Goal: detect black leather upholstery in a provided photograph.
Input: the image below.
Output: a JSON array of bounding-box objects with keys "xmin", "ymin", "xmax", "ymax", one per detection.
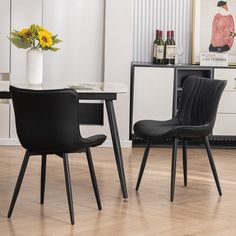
[
  {"xmin": 8, "ymin": 86, "xmax": 106, "ymax": 225},
  {"xmin": 134, "ymin": 76, "xmax": 226, "ymax": 201},
  {"xmin": 134, "ymin": 76, "xmax": 227, "ymax": 140},
  {"xmin": 10, "ymin": 86, "xmax": 106, "ymax": 154}
]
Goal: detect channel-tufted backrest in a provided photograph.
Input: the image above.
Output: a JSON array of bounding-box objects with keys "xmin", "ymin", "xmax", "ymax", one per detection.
[{"xmin": 177, "ymin": 76, "xmax": 226, "ymax": 130}]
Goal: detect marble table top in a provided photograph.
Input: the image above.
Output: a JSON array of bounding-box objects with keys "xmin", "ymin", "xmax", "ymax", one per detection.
[{"xmin": 0, "ymin": 82, "xmax": 128, "ymax": 94}]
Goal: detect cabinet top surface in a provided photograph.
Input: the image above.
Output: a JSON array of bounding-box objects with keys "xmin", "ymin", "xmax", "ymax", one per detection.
[{"xmin": 132, "ymin": 62, "xmax": 236, "ymax": 69}]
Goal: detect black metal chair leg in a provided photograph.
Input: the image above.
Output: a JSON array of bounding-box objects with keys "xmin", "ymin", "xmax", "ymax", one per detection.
[
  {"xmin": 86, "ymin": 148, "xmax": 102, "ymax": 210},
  {"xmin": 62, "ymin": 153, "xmax": 75, "ymax": 225},
  {"xmin": 170, "ymin": 139, "xmax": 178, "ymax": 202},
  {"xmin": 182, "ymin": 139, "xmax": 187, "ymax": 186},
  {"xmin": 8, "ymin": 150, "xmax": 31, "ymax": 218},
  {"xmin": 40, "ymin": 154, "xmax": 47, "ymax": 204},
  {"xmin": 204, "ymin": 136, "xmax": 222, "ymax": 196},
  {"xmin": 135, "ymin": 141, "xmax": 151, "ymax": 191}
]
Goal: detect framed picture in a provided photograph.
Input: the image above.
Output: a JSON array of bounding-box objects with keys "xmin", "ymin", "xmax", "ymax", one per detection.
[{"xmin": 192, "ymin": 0, "xmax": 236, "ymax": 65}]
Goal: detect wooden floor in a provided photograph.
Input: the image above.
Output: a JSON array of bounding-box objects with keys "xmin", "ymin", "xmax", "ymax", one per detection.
[{"xmin": 0, "ymin": 146, "xmax": 236, "ymax": 236}]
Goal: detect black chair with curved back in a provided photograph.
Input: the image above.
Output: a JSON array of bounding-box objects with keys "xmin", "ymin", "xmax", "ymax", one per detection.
[
  {"xmin": 8, "ymin": 86, "xmax": 106, "ymax": 225},
  {"xmin": 134, "ymin": 76, "xmax": 226, "ymax": 201}
]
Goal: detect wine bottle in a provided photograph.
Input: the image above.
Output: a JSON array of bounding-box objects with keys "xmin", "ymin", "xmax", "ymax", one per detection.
[
  {"xmin": 170, "ymin": 30, "xmax": 176, "ymax": 64},
  {"xmin": 152, "ymin": 30, "xmax": 159, "ymax": 64},
  {"xmin": 164, "ymin": 31, "xmax": 171, "ymax": 65},
  {"xmin": 165, "ymin": 31, "xmax": 175, "ymax": 65},
  {"xmin": 156, "ymin": 31, "xmax": 164, "ymax": 64}
]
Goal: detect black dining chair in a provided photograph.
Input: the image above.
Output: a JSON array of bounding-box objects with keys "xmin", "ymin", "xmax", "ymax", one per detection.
[
  {"xmin": 134, "ymin": 76, "xmax": 226, "ymax": 201},
  {"xmin": 8, "ymin": 86, "xmax": 106, "ymax": 225}
]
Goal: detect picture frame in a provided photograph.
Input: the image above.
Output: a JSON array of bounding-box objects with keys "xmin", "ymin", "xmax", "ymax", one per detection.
[{"xmin": 192, "ymin": 0, "xmax": 236, "ymax": 65}]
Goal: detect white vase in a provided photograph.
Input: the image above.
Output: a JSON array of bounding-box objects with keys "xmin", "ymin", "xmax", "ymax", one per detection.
[{"xmin": 26, "ymin": 49, "xmax": 43, "ymax": 85}]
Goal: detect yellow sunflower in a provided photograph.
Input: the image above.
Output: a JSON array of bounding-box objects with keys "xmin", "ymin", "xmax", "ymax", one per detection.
[
  {"xmin": 19, "ymin": 28, "xmax": 31, "ymax": 39},
  {"xmin": 38, "ymin": 30, "xmax": 53, "ymax": 48},
  {"xmin": 39, "ymin": 27, "xmax": 52, "ymax": 37}
]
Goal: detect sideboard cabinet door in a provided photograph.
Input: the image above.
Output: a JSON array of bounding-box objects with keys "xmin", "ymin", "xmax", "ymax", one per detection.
[
  {"xmin": 132, "ymin": 67, "xmax": 174, "ymax": 128},
  {"xmin": 213, "ymin": 68, "xmax": 236, "ymax": 135}
]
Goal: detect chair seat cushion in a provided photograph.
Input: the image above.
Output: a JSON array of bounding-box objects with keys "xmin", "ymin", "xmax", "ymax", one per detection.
[
  {"xmin": 134, "ymin": 119, "xmax": 211, "ymax": 141},
  {"xmin": 134, "ymin": 119, "xmax": 179, "ymax": 140}
]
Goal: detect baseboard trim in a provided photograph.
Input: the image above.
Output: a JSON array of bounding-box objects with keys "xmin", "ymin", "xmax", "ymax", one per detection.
[
  {"xmin": 101, "ymin": 140, "xmax": 132, "ymax": 148},
  {"xmin": 0, "ymin": 139, "xmax": 132, "ymax": 148},
  {"xmin": 0, "ymin": 138, "xmax": 20, "ymax": 145}
]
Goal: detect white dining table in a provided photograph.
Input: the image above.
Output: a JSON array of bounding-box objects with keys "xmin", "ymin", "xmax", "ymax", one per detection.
[{"xmin": 0, "ymin": 81, "xmax": 129, "ymax": 200}]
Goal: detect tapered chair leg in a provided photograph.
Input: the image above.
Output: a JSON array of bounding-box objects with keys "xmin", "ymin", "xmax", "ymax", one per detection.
[
  {"xmin": 182, "ymin": 139, "xmax": 187, "ymax": 186},
  {"xmin": 8, "ymin": 150, "xmax": 31, "ymax": 218},
  {"xmin": 62, "ymin": 153, "xmax": 75, "ymax": 225},
  {"xmin": 204, "ymin": 136, "xmax": 222, "ymax": 196},
  {"xmin": 135, "ymin": 141, "xmax": 151, "ymax": 191},
  {"xmin": 170, "ymin": 139, "xmax": 178, "ymax": 202},
  {"xmin": 40, "ymin": 154, "xmax": 47, "ymax": 204},
  {"xmin": 86, "ymin": 148, "xmax": 102, "ymax": 210}
]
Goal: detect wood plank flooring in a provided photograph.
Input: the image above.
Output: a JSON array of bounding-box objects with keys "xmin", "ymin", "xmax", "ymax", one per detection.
[{"xmin": 0, "ymin": 146, "xmax": 236, "ymax": 236}]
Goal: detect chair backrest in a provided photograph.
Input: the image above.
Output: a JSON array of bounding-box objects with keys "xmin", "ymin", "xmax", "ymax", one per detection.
[
  {"xmin": 177, "ymin": 76, "xmax": 226, "ymax": 129},
  {"xmin": 10, "ymin": 86, "xmax": 83, "ymax": 154}
]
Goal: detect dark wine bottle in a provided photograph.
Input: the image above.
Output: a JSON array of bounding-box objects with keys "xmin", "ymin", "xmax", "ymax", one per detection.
[
  {"xmin": 165, "ymin": 31, "xmax": 175, "ymax": 65},
  {"xmin": 156, "ymin": 31, "xmax": 164, "ymax": 64},
  {"xmin": 170, "ymin": 30, "xmax": 176, "ymax": 64},
  {"xmin": 164, "ymin": 31, "xmax": 171, "ymax": 65},
  {"xmin": 152, "ymin": 30, "xmax": 159, "ymax": 64}
]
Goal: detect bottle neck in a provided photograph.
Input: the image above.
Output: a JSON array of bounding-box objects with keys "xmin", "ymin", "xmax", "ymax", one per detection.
[{"xmin": 166, "ymin": 31, "xmax": 171, "ymax": 40}]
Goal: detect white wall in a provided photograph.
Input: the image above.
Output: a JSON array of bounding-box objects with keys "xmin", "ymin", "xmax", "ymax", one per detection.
[
  {"xmin": 43, "ymin": 0, "xmax": 105, "ymax": 84},
  {"xmin": 104, "ymin": 0, "xmax": 133, "ymax": 144},
  {"xmin": 11, "ymin": 0, "xmax": 43, "ymax": 83},
  {"xmin": 0, "ymin": 0, "xmax": 10, "ymax": 73}
]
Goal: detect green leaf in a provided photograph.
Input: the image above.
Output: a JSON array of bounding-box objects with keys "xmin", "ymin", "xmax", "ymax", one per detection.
[
  {"xmin": 51, "ymin": 35, "xmax": 62, "ymax": 44},
  {"xmin": 11, "ymin": 32, "xmax": 20, "ymax": 37},
  {"xmin": 53, "ymin": 38, "xmax": 63, "ymax": 45},
  {"xmin": 49, "ymin": 47, "xmax": 60, "ymax": 52},
  {"xmin": 52, "ymin": 35, "xmax": 58, "ymax": 40},
  {"xmin": 8, "ymin": 37, "xmax": 31, "ymax": 49}
]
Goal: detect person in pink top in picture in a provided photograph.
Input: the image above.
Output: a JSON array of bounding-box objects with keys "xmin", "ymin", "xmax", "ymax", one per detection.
[{"xmin": 209, "ymin": 1, "xmax": 236, "ymax": 52}]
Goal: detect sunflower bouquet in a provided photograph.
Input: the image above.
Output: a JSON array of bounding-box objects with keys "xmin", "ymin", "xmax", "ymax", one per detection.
[{"xmin": 9, "ymin": 24, "xmax": 62, "ymax": 51}]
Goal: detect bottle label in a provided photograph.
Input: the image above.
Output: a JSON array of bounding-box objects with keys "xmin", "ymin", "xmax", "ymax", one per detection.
[
  {"xmin": 166, "ymin": 45, "xmax": 176, "ymax": 59},
  {"xmin": 156, "ymin": 45, "xmax": 164, "ymax": 59},
  {"xmin": 153, "ymin": 44, "xmax": 157, "ymax": 58}
]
